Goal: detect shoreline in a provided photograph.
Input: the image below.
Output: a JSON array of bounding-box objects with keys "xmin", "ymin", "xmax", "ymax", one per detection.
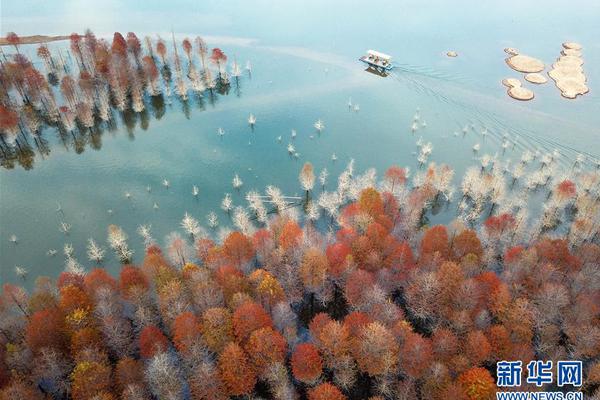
[{"xmin": 0, "ymin": 34, "xmax": 71, "ymax": 46}]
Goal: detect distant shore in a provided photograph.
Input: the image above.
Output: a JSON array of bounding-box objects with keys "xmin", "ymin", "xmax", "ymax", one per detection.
[{"xmin": 0, "ymin": 34, "xmax": 70, "ymax": 46}]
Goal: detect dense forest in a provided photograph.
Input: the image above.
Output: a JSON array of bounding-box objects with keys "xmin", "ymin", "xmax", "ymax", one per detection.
[{"xmin": 1, "ymin": 176, "xmax": 599, "ymax": 399}]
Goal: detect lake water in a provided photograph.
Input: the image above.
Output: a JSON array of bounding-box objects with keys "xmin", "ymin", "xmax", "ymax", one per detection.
[{"xmin": 1, "ymin": 0, "xmax": 599, "ymax": 285}]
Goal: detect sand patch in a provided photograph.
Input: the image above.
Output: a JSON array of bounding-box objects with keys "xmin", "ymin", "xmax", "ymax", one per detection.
[
  {"xmin": 506, "ymin": 54, "xmax": 545, "ymax": 73},
  {"xmin": 446, "ymin": 51, "xmax": 458, "ymax": 57},
  {"xmin": 525, "ymin": 73, "xmax": 547, "ymax": 84},
  {"xmin": 508, "ymin": 86, "xmax": 534, "ymax": 101}
]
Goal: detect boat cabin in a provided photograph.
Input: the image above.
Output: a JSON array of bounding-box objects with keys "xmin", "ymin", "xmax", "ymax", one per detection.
[{"xmin": 359, "ymin": 50, "xmax": 393, "ymax": 71}]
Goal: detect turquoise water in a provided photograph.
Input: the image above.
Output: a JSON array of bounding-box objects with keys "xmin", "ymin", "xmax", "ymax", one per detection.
[{"xmin": 1, "ymin": 1, "xmax": 599, "ymax": 284}]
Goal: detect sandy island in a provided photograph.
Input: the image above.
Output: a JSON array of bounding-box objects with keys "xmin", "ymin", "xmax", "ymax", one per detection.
[
  {"xmin": 506, "ymin": 54, "xmax": 545, "ymax": 73},
  {"xmin": 549, "ymin": 42, "xmax": 588, "ymax": 99},
  {"xmin": 0, "ymin": 34, "xmax": 71, "ymax": 46},
  {"xmin": 446, "ymin": 51, "xmax": 458, "ymax": 57},
  {"xmin": 525, "ymin": 73, "xmax": 547, "ymax": 84}
]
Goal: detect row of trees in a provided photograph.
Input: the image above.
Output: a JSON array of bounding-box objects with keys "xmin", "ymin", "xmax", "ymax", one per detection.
[
  {"xmin": 1, "ymin": 158, "xmax": 599, "ymax": 399},
  {"xmin": 0, "ymin": 30, "xmax": 244, "ymax": 167}
]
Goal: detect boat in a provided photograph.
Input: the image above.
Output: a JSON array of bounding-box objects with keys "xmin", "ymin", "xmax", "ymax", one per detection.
[{"xmin": 359, "ymin": 50, "xmax": 394, "ymax": 71}]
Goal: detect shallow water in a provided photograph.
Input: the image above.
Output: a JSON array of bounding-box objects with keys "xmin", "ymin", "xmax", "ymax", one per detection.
[{"xmin": 1, "ymin": 0, "xmax": 599, "ymax": 285}]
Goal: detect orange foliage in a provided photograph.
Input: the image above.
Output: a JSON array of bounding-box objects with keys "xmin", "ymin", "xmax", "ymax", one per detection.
[
  {"xmin": 57, "ymin": 271, "xmax": 85, "ymax": 289},
  {"xmin": 279, "ymin": 220, "xmax": 303, "ymax": 251},
  {"xmin": 222, "ymin": 231, "xmax": 255, "ymax": 267},
  {"xmin": 452, "ymin": 229, "xmax": 483, "ymax": 260},
  {"xmin": 420, "ymin": 225, "xmax": 450, "ymax": 259},
  {"xmin": 84, "ymin": 268, "xmax": 117, "ymax": 296},
  {"xmin": 358, "ymin": 188, "xmax": 384, "ymax": 218},
  {"xmin": 71, "ymin": 327, "xmax": 103, "ymax": 355},
  {"xmin": 458, "ymin": 367, "xmax": 496, "ymax": 400},
  {"xmin": 115, "ymin": 357, "xmax": 144, "ymax": 394},
  {"xmin": 399, "ymin": 332, "xmax": 433, "ymax": 379},
  {"xmin": 432, "ymin": 328, "xmax": 459, "ymax": 362},
  {"xmin": 487, "ymin": 325, "xmax": 512, "ymax": 361},
  {"xmin": 465, "ymin": 330, "xmax": 492, "ymax": 365},
  {"xmin": 354, "ymin": 322, "xmax": 399, "ymax": 376},
  {"xmin": 343, "ymin": 311, "xmax": 373, "ymax": 338},
  {"xmin": 172, "ymin": 312, "xmax": 203, "ymax": 355},
  {"xmin": 218, "ymin": 342, "xmax": 257, "ymax": 396},
  {"xmin": 245, "ymin": 327, "xmax": 287, "ymax": 373},
  {"xmin": 139, "ymin": 325, "xmax": 169, "ymax": 358},
  {"xmin": 316, "ymin": 320, "xmax": 351, "ymax": 364},
  {"xmin": 119, "ymin": 265, "xmax": 148, "ymax": 297},
  {"xmin": 202, "ymin": 307, "xmax": 233, "ymax": 353},
  {"xmin": 309, "ymin": 312, "xmax": 333, "ymax": 341},
  {"xmin": 214, "ymin": 265, "xmax": 251, "ymax": 303},
  {"xmin": 300, "ymin": 248, "xmax": 329, "ymax": 290},
  {"xmin": 291, "ymin": 343, "xmax": 323, "ymax": 384},
  {"xmin": 70, "ymin": 361, "xmax": 112, "ymax": 400},
  {"xmin": 308, "ymin": 383, "xmax": 347, "ymax": 400},
  {"xmin": 232, "ymin": 301, "xmax": 272, "ymax": 342},
  {"xmin": 344, "ymin": 269, "xmax": 374, "ymax": 306},
  {"xmin": 26, "ymin": 308, "xmax": 68, "ymax": 354},
  {"xmin": 326, "ymin": 242, "xmax": 352, "ymax": 278}
]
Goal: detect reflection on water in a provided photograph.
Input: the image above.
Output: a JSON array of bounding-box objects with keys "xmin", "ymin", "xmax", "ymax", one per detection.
[{"xmin": 0, "ymin": 31, "xmax": 249, "ymax": 170}]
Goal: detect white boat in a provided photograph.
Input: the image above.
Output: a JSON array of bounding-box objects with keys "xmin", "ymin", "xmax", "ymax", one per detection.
[
  {"xmin": 248, "ymin": 114, "xmax": 256, "ymax": 125},
  {"xmin": 359, "ymin": 50, "xmax": 394, "ymax": 71}
]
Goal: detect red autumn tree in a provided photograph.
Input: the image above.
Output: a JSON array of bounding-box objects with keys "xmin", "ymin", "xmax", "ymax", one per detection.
[
  {"xmin": 344, "ymin": 269, "xmax": 375, "ymax": 306},
  {"xmin": 6, "ymin": 32, "xmax": 20, "ymax": 52},
  {"xmin": 222, "ymin": 231, "xmax": 255, "ymax": 267},
  {"xmin": 232, "ymin": 301, "xmax": 273, "ymax": 342},
  {"xmin": 308, "ymin": 383, "xmax": 347, "ymax": 400},
  {"xmin": 84, "ymin": 268, "xmax": 118, "ymax": 297},
  {"xmin": 458, "ymin": 367, "xmax": 495, "ymax": 400},
  {"xmin": 26, "ymin": 308, "xmax": 68, "ymax": 354},
  {"xmin": 398, "ymin": 332, "xmax": 433, "ymax": 379},
  {"xmin": 300, "ymin": 247, "xmax": 329, "ymax": 292},
  {"xmin": 156, "ymin": 39, "xmax": 167, "ymax": 64},
  {"xmin": 279, "ymin": 220, "xmax": 303, "ymax": 251},
  {"xmin": 0, "ymin": 105, "xmax": 19, "ymax": 135},
  {"xmin": 126, "ymin": 32, "xmax": 141, "ymax": 60},
  {"xmin": 182, "ymin": 38, "xmax": 192, "ymax": 62},
  {"xmin": 326, "ymin": 242, "xmax": 352, "ymax": 278},
  {"xmin": 291, "ymin": 343, "xmax": 323, "ymax": 384},
  {"xmin": 139, "ymin": 325, "xmax": 169, "ymax": 358},
  {"xmin": 384, "ymin": 165, "xmax": 407, "ymax": 190},
  {"xmin": 218, "ymin": 342, "xmax": 256, "ymax": 396},
  {"xmin": 465, "ymin": 330, "xmax": 492, "ymax": 365},
  {"xmin": 484, "ymin": 213, "xmax": 515, "ymax": 237},
  {"xmin": 431, "ymin": 327, "xmax": 459, "ymax": 363},
  {"xmin": 452, "ymin": 229, "xmax": 483, "ymax": 260},
  {"xmin": 59, "ymin": 284, "xmax": 93, "ymax": 315},
  {"xmin": 420, "ymin": 225, "xmax": 450, "ymax": 260},
  {"xmin": 119, "ymin": 265, "xmax": 149, "ymax": 297},
  {"xmin": 172, "ymin": 311, "xmax": 203, "ymax": 356},
  {"xmin": 358, "ymin": 187, "xmax": 384, "ymax": 218},
  {"xmin": 245, "ymin": 327, "xmax": 287, "ymax": 373},
  {"xmin": 111, "ymin": 32, "xmax": 127, "ymax": 57}
]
